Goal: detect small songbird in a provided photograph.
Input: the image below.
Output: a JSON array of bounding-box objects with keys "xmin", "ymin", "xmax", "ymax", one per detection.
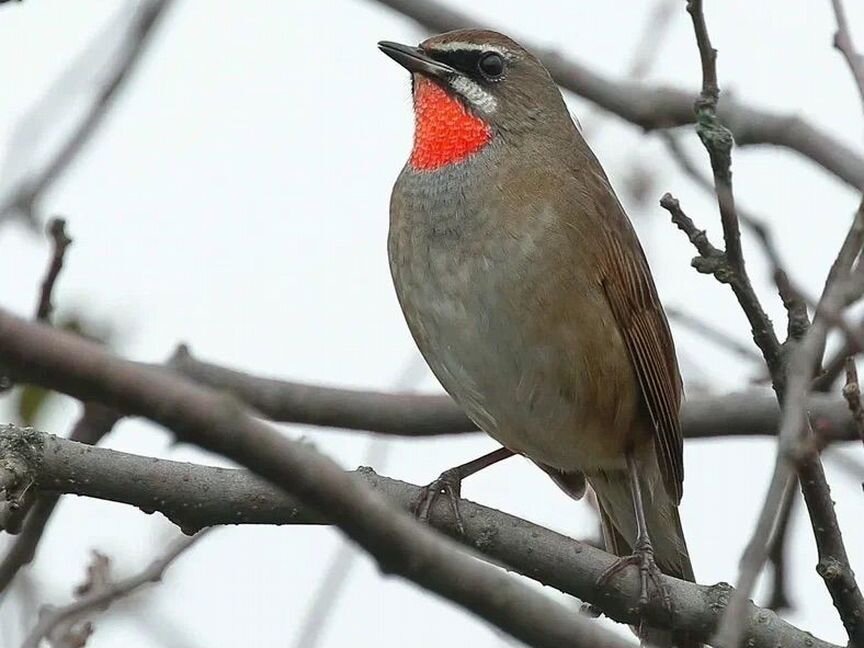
[{"xmin": 379, "ymin": 30, "xmax": 695, "ymax": 644}]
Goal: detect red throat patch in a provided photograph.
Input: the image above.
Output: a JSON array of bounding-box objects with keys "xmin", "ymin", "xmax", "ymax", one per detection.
[{"xmin": 410, "ymin": 77, "xmax": 492, "ymax": 171}]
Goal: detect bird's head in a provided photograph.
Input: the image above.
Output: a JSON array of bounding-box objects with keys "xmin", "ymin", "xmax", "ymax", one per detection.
[{"xmin": 378, "ymin": 29, "xmax": 571, "ymax": 171}]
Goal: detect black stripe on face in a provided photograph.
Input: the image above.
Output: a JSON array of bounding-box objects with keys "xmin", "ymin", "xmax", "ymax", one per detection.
[{"xmin": 427, "ymin": 49, "xmax": 484, "ymax": 79}]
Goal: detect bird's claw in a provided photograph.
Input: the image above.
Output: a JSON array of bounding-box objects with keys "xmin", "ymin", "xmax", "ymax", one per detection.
[
  {"xmin": 596, "ymin": 538, "xmax": 672, "ymax": 615},
  {"xmin": 413, "ymin": 468, "xmax": 466, "ymax": 535}
]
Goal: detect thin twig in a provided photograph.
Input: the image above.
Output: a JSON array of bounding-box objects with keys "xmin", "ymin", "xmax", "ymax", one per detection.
[
  {"xmin": 830, "ymin": 0, "xmax": 864, "ymax": 115},
  {"xmin": 35, "ymin": 218, "xmax": 72, "ymax": 323},
  {"xmin": 716, "ymin": 201, "xmax": 864, "ymax": 648},
  {"xmin": 815, "ymin": 313, "xmax": 864, "ymax": 391},
  {"xmin": 669, "ymin": 5, "xmax": 864, "ymax": 644},
  {"xmin": 0, "ymin": 217, "xmax": 73, "ymax": 393},
  {"xmin": 842, "ymin": 357, "xmax": 864, "ymax": 446},
  {"xmin": 0, "ymin": 1, "xmax": 174, "ymax": 227},
  {"xmin": 764, "ymin": 482, "xmax": 798, "ymax": 611},
  {"xmin": 662, "ymin": 133, "xmax": 811, "ymax": 342},
  {"xmin": 683, "ymin": 0, "xmax": 790, "ymax": 391},
  {"xmin": 21, "ymin": 531, "xmax": 210, "ymax": 648}
]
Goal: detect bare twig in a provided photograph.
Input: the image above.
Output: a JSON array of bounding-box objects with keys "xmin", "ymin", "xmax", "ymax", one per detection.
[
  {"xmin": 0, "ymin": 314, "xmax": 636, "ymax": 648},
  {"xmin": 815, "ymin": 314, "xmax": 864, "ymax": 391},
  {"xmin": 670, "ymin": 3, "xmax": 864, "ymax": 643},
  {"xmin": 0, "ymin": 425, "xmax": 839, "ymax": 648},
  {"xmin": 370, "ymin": 0, "xmax": 864, "ymax": 191},
  {"xmin": 21, "ymin": 531, "xmax": 210, "ymax": 648},
  {"xmin": 35, "ymin": 218, "xmax": 72, "ymax": 323},
  {"xmin": 764, "ymin": 483, "xmax": 798, "ymax": 611},
  {"xmin": 0, "ymin": 1, "xmax": 174, "ymax": 227},
  {"xmin": 715, "ymin": 202, "xmax": 864, "ymax": 648},
  {"xmin": 662, "ymin": 133, "xmax": 811, "ymax": 342},
  {"xmin": 662, "ymin": 133, "xmax": 757, "ymax": 231},
  {"xmin": 660, "ymin": 191, "xmax": 781, "ymax": 378},
  {"xmin": 830, "ymin": 0, "xmax": 864, "ymax": 115},
  {"xmin": 842, "ymin": 357, "xmax": 864, "ymax": 446},
  {"xmin": 682, "ymin": 0, "xmax": 791, "ymax": 392},
  {"xmin": 0, "ymin": 217, "xmax": 73, "ymax": 393}
]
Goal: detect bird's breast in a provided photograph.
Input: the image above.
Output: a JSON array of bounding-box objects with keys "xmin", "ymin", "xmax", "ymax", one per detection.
[{"xmin": 388, "ymin": 167, "xmax": 639, "ymax": 472}]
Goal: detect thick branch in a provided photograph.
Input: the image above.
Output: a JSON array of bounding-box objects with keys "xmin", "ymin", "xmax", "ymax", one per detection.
[
  {"xmin": 169, "ymin": 347, "xmax": 864, "ymax": 443},
  {"xmin": 0, "ymin": 312, "xmax": 632, "ymax": 648},
  {"xmin": 0, "ymin": 403, "xmax": 119, "ymax": 593},
  {"xmin": 168, "ymin": 345, "xmax": 475, "ymax": 436},
  {"xmin": 0, "ymin": 425, "xmax": 839, "ymax": 648},
  {"xmin": 370, "ymin": 0, "xmax": 864, "ymax": 191}
]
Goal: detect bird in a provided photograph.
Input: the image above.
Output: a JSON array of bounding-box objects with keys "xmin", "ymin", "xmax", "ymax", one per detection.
[{"xmin": 379, "ymin": 29, "xmax": 696, "ymax": 645}]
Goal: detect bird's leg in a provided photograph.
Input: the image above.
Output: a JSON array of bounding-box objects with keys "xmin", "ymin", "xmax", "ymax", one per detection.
[
  {"xmin": 415, "ymin": 446, "xmax": 515, "ymax": 535},
  {"xmin": 596, "ymin": 454, "xmax": 672, "ymax": 613}
]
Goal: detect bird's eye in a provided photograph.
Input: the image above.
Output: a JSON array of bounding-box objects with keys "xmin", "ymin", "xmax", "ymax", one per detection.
[{"xmin": 477, "ymin": 52, "xmax": 505, "ymax": 80}]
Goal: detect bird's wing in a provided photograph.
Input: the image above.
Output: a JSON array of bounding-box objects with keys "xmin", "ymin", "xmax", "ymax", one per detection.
[{"xmin": 598, "ymin": 202, "xmax": 684, "ymax": 503}]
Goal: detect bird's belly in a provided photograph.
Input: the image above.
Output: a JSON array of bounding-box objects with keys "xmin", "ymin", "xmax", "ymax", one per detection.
[{"xmin": 391, "ymin": 240, "xmax": 635, "ymax": 473}]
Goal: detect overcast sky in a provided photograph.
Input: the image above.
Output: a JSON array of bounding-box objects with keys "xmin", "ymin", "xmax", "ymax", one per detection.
[{"xmin": 1, "ymin": 1, "xmax": 863, "ymax": 646}]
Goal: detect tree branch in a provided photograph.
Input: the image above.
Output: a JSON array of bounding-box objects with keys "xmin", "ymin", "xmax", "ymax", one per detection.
[
  {"xmin": 0, "ymin": 0, "xmax": 174, "ymax": 227},
  {"xmin": 369, "ymin": 0, "xmax": 864, "ymax": 191},
  {"xmin": 830, "ymin": 0, "xmax": 864, "ymax": 115},
  {"xmin": 842, "ymin": 357, "xmax": 864, "ymax": 446},
  {"xmin": 716, "ymin": 201, "xmax": 864, "ymax": 647},
  {"xmin": 0, "ymin": 312, "xmax": 635, "ymax": 648},
  {"xmin": 669, "ymin": 2, "xmax": 864, "ymax": 644},
  {"xmin": 0, "ymin": 424, "xmax": 840, "ymax": 648},
  {"xmin": 0, "ymin": 217, "xmax": 73, "ymax": 393},
  {"xmin": 661, "ymin": 193, "xmax": 785, "ymax": 389},
  {"xmin": 168, "ymin": 344, "xmax": 476, "ymax": 436},
  {"xmin": 665, "ymin": 145, "xmax": 864, "ymax": 648},
  {"xmin": 21, "ymin": 530, "xmax": 209, "ymax": 648},
  {"xmin": 34, "ymin": 218, "xmax": 72, "ymax": 323},
  {"xmin": 0, "ymin": 403, "xmax": 119, "ymax": 593},
  {"xmin": 168, "ymin": 346, "xmax": 864, "ymax": 443},
  {"xmin": 685, "ymin": 0, "xmax": 788, "ymax": 395}
]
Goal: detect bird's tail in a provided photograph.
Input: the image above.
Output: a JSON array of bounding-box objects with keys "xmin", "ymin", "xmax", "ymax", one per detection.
[{"xmin": 589, "ymin": 454, "xmax": 699, "ymax": 648}]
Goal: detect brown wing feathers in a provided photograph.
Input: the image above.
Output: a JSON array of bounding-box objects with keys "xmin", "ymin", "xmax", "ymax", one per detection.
[{"xmin": 600, "ymin": 225, "xmax": 684, "ymax": 503}]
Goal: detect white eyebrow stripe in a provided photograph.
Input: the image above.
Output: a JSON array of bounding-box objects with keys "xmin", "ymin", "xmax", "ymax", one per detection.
[
  {"xmin": 449, "ymin": 76, "xmax": 498, "ymax": 113},
  {"xmin": 429, "ymin": 42, "xmax": 510, "ymax": 56}
]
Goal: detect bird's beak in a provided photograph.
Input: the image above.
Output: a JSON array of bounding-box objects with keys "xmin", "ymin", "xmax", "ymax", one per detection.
[{"xmin": 378, "ymin": 41, "xmax": 456, "ymax": 80}]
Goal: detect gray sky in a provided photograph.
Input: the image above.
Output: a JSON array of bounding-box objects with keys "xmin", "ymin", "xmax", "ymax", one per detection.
[{"xmin": 1, "ymin": 1, "xmax": 863, "ymax": 646}]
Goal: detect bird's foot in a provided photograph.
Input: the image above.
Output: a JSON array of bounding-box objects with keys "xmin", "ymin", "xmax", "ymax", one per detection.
[
  {"xmin": 413, "ymin": 468, "xmax": 466, "ymax": 535},
  {"xmin": 596, "ymin": 537, "xmax": 672, "ymax": 614}
]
